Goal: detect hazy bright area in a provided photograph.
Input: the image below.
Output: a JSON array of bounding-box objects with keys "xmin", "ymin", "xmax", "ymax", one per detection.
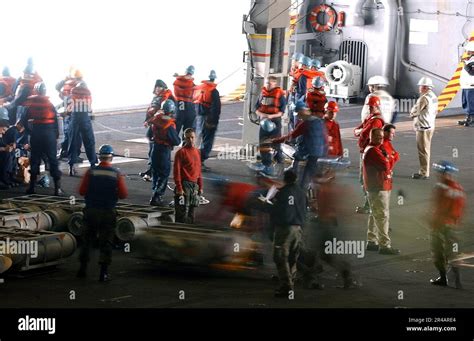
[{"xmin": 1, "ymin": 0, "xmax": 249, "ymax": 109}]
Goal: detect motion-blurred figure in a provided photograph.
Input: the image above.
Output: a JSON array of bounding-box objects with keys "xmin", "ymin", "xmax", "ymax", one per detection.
[
  {"xmin": 429, "ymin": 161, "xmax": 466, "ymax": 288},
  {"xmin": 360, "ymin": 76, "xmax": 395, "ymax": 124}
]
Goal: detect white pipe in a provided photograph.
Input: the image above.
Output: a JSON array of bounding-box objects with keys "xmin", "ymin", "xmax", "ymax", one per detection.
[{"xmin": 380, "ymin": 0, "xmax": 398, "ymax": 88}]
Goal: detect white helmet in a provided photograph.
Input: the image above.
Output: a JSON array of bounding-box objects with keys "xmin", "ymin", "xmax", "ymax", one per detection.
[
  {"xmin": 417, "ymin": 77, "xmax": 433, "ymax": 87},
  {"xmin": 367, "ymin": 75, "xmax": 389, "ymax": 86},
  {"xmin": 465, "ymin": 41, "xmax": 474, "ymax": 52}
]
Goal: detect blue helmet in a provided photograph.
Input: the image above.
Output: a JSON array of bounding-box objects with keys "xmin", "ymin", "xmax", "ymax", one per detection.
[
  {"xmin": 34, "ymin": 82, "xmax": 47, "ymax": 96},
  {"xmin": 209, "ymin": 70, "xmax": 217, "ymax": 81},
  {"xmin": 294, "ymin": 100, "xmax": 309, "ymax": 114},
  {"xmin": 312, "ymin": 76, "xmax": 325, "ymax": 88},
  {"xmin": 433, "ymin": 161, "xmax": 459, "ymax": 174},
  {"xmin": 292, "ymin": 52, "xmax": 304, "ymax": 61},
  {"xmin": 37, "ymin": 175, "xmax": 50, "ymax": 188},
  {"xmin": 311, "ymin": 58, "xmax": 322, "ymax": 69},
  {"xmin": 185, "ymin": 65, "xmax": 195, "ymax": 75},
  {"xmin": 161, "ymin": 99, "xmax": 176, "ymax": 114},
  {"xmin": 301, "ymin": 56, "xmax": 312, "ymax": 67},
  {"xmin": 2, "ymin": 67, "xmax": 10, "ymax": 77},
  {"xmin": 260, "ymin": 118, "xmax": 276, "ymax": 132},
  {"xmin": 99, "ymin": 144, "xmax": 114, "ymax": 156},
  {"xmin": 0, "ymin": 107, "xmax": 9, "ymax": 121}
]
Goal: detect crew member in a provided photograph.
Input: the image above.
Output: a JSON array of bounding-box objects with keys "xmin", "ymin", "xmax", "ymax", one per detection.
[
  {"xmin": 360, "ymin": 76, "xmax": 395, "ymax": 124},
  {"xmin": 77, "ymin": 144, "xmax": 128, "ymax": 282},
  {"xmin": 68, "ymin": 82, "xmax": 97, "ymax": 176},
  {"xmin": 306, "ymin": 76, "xmax": 327, "ymax": 117},
  {"xmin": 149, "ymin": 99, "xmax": 181, "ymax": 206},
  {"xmin": 459, "ymin": 41, "xmax": 474, "ymax": 127},
  {"xmin": 140, "ymin": 79, "xmax": 175, "ymax": 180},
  {"xmin": 173, "ymin": 128, "xmax": 203, "ymax": 224},
  {"xmin": 354, "ymin": 96, "xmax": 384, "ymax": 214},
  {"xmin": 0, "ymin": 67, "xmax": 17, "ymax": 104},
  {"xmin": 324, "ymin": 101, "xmax": 343, "ymax": 157},
  {"xmin": 255, "ymin": 76, "xmax": 286, "ymax": 176},
  {"xmin": 363, "ymin": 128, "xmax": 399, "ymax": 255},
  {"xmin": 16, "ymin": 82, "xmax": 63, "ymax": 195},
  {"xmin": 271, "ymin": 170, "xmax": 306, "ymax": 298},
  {"xmin": 173, "ymin": 65, "xmax": 196, "ymax": 135},
  {"xmin": 410, "ymin": 77, "xmax": 437, "ymax": 180},
  {"xmin": 194, "ymin": 70, "xmax": 221, "ymax": 171},
  {"xmin": 429, "ymin": 161, "xmax": 466, "ymax": 288}
]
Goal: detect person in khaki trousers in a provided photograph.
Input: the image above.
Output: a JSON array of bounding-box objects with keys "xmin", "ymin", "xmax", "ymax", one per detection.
[{"xmin": 410, "ymin": 77, "xmax": 438, "ymax": 180}]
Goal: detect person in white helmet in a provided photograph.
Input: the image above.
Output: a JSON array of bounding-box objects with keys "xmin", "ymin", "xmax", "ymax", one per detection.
[
  {"xmin": 459, "ymin": 41, "xmax": 474, "ymax": 127},
  {"xmin": 360, "ymin": 76, "xmax": 395, "ymax": 124},
  {"xmin": 410, "ymin": 77, "xmax": 438, "ymax": 179}
]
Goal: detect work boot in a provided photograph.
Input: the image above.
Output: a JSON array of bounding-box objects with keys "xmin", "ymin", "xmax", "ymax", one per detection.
[
  {"xmin": 150, "ymin": 194, "xmax": 164, "ymax": 206},
  {"xmin": 69, "ymin": 165, "xmax": 76, "ymax": 176},
  {"xmin": 379, "ymin": 246, "xmax": 400, "ymax": 255},
  {"xmin": 26, "ymin": 176, "xmax": 36, "ymax": 194},
  {"xmin": 412, "ymin": 173, "xmax": 429, "ymax": 180},
  {"xmin": 76, "ymin": 263, "xmax": 87, "ymax": 278},
  {"xmin": 54, "ymin": 179, "xmax": 64, "ymax": 196},
  {"xmin": 139, "ymin": 169, "xmax": 151, "ymax": 177},
  {"xmin": 99, "ymin": 264, "xmax": 111, "ymax": 282},
  {"xmin": 201, "ymin": 163, "xmax": 212, "ymax": 172},
  {"xmin": 366, "ymin": 241, "xmax": 379, "ymax": 252},
  {"xmin": 430, "ymin": 274, "xmax": 447, "ymax": 287},
  {"xmin": 274, "ymin": 286, "xmax": 293, "ymax": 298}
]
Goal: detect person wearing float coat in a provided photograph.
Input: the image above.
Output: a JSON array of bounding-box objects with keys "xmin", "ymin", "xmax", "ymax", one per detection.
[
  {"xmin": 173, "ymin": 65, "xmax": 196, "ymax": 136},
  {"xmin": 410, "ymin": 77, "xmax": 438, "ymax": 180},
  {"xmin": 459, "ymin": 41, "xmax": 474, "ymax": 127},
  {"xmin": 194, "ymin": 70, "xmax": 221, "ymax": 171},
  {"xmin": 360, "ymin": 76, "xmax": 395, "ymax": 124}
]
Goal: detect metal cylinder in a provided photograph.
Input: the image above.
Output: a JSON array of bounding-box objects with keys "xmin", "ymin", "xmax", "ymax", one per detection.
[
  {"xmin": 23, "ymin": 205, "xmax": 42, "ymax": 213},
  {"xmin": 7, "ymin": 232, "xmax": 77, "ymax": 267},
  {"xmin": 0, "ymin": 203, "xmax": 17, "ymax": 209},
  {"xmin": 67, "ymin": 212, "xmax": 84, "ymax": 236},
  {"xmin": 1, "ymin": 212, "xmax": 53, "ymax": 231},
  {"xmin": 44, "ymin": 208, "xmax": 70, "ymax": 231},
  {"xmin": 115, "ymin": 216, "xmax": 160, "ymax": 242}
]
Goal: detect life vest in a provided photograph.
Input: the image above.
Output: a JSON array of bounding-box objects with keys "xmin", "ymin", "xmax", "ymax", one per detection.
[
  {"xmin": 193, "ymin": 81, "xmax": 217, "ymax": 108},
  {"xmin": 152, "ymin": 115, "xmax": 177, "ymax": 146},
  {"xmin": 23, "ymin": 95, "xmax": 57, "ymax": 125},
  {"xmin": 60, "ymin": 78, "xmax": 79, "ymax": 99},
  {"xmin": 85, "ymin": 165, "xmax": 120, "ymax": 209},
  {"xmin": 324, "ymin": 118, "xmax": 343, "ymax": 156},
  {"xmin": 70, "ymin": 86, "xmax": 92, "ymax": 113},
  {"xmin": 146, "ymin": 89, "xmax": 175, "ymax": 120},
  {"xmin": 306, "ymin": 88, "xmax": 327, "ymax": 114},
  {"xmin": 173, "ymin": 76, "xmax": 195, "ymax": 102},
  {"xmin": 432, "ymin": 179, "xmax": 466, "ymax": 227},
  {"xmin": 0, "ymin": 76, "xmax": 16, "ymax": 97},
  {"xmin": 300, "ymin": 69, "xmax": 325, "ymax": 90},
  {"xmin": 258, "ymin": 87, "xmax": 285, "ymax": 114}
]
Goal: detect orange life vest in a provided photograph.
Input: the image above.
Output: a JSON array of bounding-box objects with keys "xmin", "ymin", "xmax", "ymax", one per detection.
[
  {"xmin": 258, "ymin": 87, "xmax": 285, "ymax": 114},
  {"xmin": 0, "ymin": 76, "xmax": 16, "ymax": 97},
  {"xmin": 300, "ymin": 69, "xmax": 325, "ymax": 90},
  {"xmin": 23, "ymin": 95, "xmax": 56, "ymax": 125},
  {"xmin": 151, "ymin": 115, "xmax": 177, "ymax": 146},
  {"xmin": 173, "ymin": 76, "xmax": 195, "ymax": 102},
  {"xmin": 61, "ymin": 78, "xmax": 79, "ymax": 99},
  {"xmin": 306, "ymin": 88, "xmax": 327, "ymax": 114},
  {"xmin": 193, "ymin": 81, "xmax": 217, "ymax": 108}
]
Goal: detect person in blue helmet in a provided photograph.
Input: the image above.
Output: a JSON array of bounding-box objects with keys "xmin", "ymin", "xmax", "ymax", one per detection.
[
  {"xmin": 148, "ymin": 99, "xmax": 181, "ymax": 206},
  {"xmin": 173, "ymin": 65, "xmax": 196, "ymax": 136},
  {"xmin": 77, "ymin": 144, "xmax": 128, "ymax": 282},
  {"xmin": 194, "ymin": 70, "xmax": 221, "ymax": 172},
  {"xmin": 255, "ymin": 76, "xmax": 287, "ymax": 176}
]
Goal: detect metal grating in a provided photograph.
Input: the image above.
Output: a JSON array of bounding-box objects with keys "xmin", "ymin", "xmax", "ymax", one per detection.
[{"xmin": 339, "ymin": 39, "xmax": 368, "ymax": 85}]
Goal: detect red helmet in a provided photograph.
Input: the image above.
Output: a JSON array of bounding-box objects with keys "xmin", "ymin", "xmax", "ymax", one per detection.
[
  {"xmin": 367, "ymin": 96, "xmax": 381, "ymax": 107},
  {"xmin": 325, "ymin": 101, "xmax": 339, "ymax": 113}
]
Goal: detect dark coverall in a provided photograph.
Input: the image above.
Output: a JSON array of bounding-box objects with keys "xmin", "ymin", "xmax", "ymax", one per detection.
[
  {"xmin": 78, "ymin": 162, "xmax": 128, "ymax": 266},
  {"xmin": 196, "ymin": 86, "xmax": 221, "ymax": 162}
]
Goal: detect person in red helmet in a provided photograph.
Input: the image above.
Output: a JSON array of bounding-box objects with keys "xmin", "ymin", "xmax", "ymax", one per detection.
[
  {"xmin": 324, "ymin": 101, "xmax": 343, "ymax": 157},
  {"xmin": 354, "ymin": 96, "xmax": 385, "ymax": 214},
  {"xmin": 306, "ymin": 76, "xmax": 327, "ymax": 117}
]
